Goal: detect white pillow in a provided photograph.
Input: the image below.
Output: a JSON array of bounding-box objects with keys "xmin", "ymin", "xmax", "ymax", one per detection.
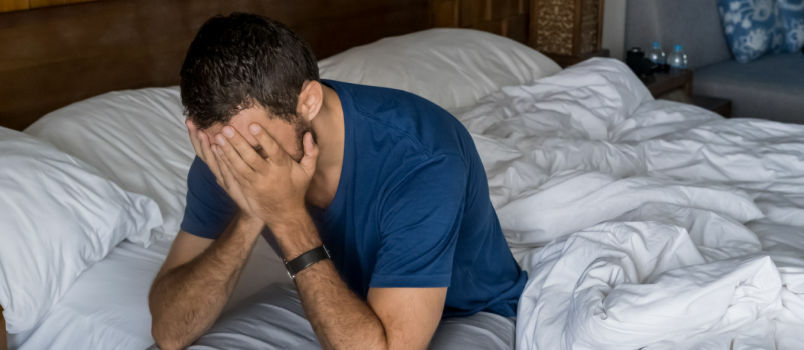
[
  {"xmin": 25, "ymin": 87, "xmax": 193, "ymax": 238},
  {"xmin": 0, "ymin": 127, "xmax": 162, "ymax": 333},
  {"xmin": 318, "ymin": 28, "xmax": 562, "ymax": 111}
]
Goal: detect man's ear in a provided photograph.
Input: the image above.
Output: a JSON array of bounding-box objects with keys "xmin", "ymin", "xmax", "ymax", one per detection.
[{"xmin": 297, "ymin": 80, "xmax": 324, "ymax": 123}]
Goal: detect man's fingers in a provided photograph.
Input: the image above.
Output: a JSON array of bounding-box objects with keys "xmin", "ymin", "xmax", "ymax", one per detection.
[
  {"xmin": 222, "ymin": 126, "xmax": 264, "ymax": 171},
  {"xmin": 215, "ymin": 133, "xmax": 255, "ymax": 180},
  {"xmin": 214, "ymin": 144, "xmax": 250, "ymax": 187},
  {"xmin": 199, "ymin": 132, "xmax": 223, "ymax": 181},
  {"xmin": 299, "ymin": 132, "xmax": 319, "ymax": 175},
  {"xmin": 249, "ymin": 124, "xmax": 283, "ymax": 162},
  {"xmin": 213, "ymin": 146, "xmax": 235, "ymax": 189}
]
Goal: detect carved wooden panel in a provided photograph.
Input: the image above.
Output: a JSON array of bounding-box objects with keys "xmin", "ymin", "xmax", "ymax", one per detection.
[
  {"xmin": 529, "ymin": 0, "xmax": 603, "ymax": 56},
  {"xmin": 530, "ymin": 0, "xmax": 575, "ymax": 55}
]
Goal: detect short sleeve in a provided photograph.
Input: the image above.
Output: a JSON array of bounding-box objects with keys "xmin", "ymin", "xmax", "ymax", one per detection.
[
  {"xmin": 370, "ymin": 154, "xmax": 467, "ymax": 288},
  {"xmin": 180, "ymin": 157, "xmax": 237, "ymax": 239}
]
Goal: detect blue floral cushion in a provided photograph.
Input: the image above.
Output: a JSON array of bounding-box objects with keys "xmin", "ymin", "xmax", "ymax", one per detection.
[
  {"xmin": 778, "ymin": 0, "xmax": 804, "ymax": 52},
  {"xmin": 717, "ymin": 0, "xmax": 786, "ymax": 63}
]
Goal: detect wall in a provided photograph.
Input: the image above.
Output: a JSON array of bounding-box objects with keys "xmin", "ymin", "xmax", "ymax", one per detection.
[{"xmin": 602, "ymin": 0, "xmax": 626, "ymax": 60}]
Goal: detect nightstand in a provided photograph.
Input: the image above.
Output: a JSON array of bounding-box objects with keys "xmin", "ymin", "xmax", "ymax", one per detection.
[
  {"xmin": 640, "ymin": 70, "xmax": 732, "ymax": 118},
  {"xmin": 548, "ymin": 49, "xmax": 611, "ymax": 68}
]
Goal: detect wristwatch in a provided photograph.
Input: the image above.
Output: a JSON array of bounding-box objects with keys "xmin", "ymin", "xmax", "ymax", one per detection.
[{"xmin": 284, "ymin": 245, "xmax": 331, "ymax": 280}]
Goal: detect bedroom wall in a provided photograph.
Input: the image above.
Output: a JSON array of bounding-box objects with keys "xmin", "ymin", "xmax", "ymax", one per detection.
[{"xmin": 602, "ymin": 0, "xmax": 626, "ymax": 60}]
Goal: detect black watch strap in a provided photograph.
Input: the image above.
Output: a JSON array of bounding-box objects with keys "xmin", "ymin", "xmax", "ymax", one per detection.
[{"xmin": 284, "ymin": 245, "xmax": 331, "ymax": 279}]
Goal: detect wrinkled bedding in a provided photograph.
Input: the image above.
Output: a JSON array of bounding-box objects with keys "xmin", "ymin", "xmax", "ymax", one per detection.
[{"xmin": 454, "ymin": 58, "xmax": 804, "ymax": 349}]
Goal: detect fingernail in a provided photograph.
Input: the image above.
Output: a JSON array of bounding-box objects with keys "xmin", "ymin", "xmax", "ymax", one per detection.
[
  {"xmin": 223, "ymin": 127, "xmax": 234, "ymax": 138},
  {"xmin": 215, "ymin": 134, "xmax": 226, "ymax": 145},
  {"xmin": 250, "ymin": 124, "xmax": 260, "ymax": 135}
]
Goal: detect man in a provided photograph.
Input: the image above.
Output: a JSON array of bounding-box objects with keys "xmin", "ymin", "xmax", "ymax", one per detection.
[{"xmin": 148, "ymin": 13, "xmax": 527, "ymax": 350}]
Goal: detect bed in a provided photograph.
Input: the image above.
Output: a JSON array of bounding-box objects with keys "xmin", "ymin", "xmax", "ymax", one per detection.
[{"xmin": 2, "ymin": 1, "xmax": 804, "ymax": 349}]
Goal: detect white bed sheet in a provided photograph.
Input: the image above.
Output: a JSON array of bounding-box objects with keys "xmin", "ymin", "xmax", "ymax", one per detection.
[{"xmin": 8, "ymin": 233, "xmax": 287, "ymax": 350}]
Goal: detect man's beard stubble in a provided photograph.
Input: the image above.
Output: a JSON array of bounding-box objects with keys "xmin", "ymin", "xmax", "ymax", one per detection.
[{"xmin": 292, "ymin": 115, "xmax": 316, "ymax": 163}]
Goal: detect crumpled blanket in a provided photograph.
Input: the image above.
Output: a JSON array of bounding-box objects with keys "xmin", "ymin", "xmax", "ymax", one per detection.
[{"xmin": 453, "ymin": 58, "xmax": 804, "ymax": 349}]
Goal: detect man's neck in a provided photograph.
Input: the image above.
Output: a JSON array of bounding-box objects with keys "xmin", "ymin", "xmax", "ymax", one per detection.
[{"xmin": 306, "ymin": 84, "xmax": 345, "ymax": 209}]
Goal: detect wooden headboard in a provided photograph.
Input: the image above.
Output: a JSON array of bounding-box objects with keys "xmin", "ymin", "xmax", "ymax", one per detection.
[
  {"xmin": 0, "ymin": 0, "xmax": 532, "ymax": 343},
  {"xmin": 0, "ymin": 0, "xmax": 535, "ymax": 131},
  {"xmin": 0, "ymin": 0, "xmax": 431, "ymax": 131}
]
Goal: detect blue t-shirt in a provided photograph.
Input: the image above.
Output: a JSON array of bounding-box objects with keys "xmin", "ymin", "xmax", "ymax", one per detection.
[{"xmin": 181, "ymin": 80, "xmax": 527, "ymax": 317}]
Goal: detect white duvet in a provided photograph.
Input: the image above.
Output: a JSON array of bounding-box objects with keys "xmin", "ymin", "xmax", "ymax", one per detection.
[{"xmin": 454, "ymin": 58, "xmax": 804, "ymax": 349}]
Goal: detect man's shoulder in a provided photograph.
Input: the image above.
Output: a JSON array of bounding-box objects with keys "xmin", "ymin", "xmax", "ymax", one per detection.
[
  {"xmin": 328, "ymin": 80, "xmax": 468, "ymax": 159},
  {"xmin": 324, "ymin": 79, "xmax": 449, "ymax": 120}
]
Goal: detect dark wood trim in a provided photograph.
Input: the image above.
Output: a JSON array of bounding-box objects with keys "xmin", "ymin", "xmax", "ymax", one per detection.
[
  {"xmin": 641, "ymin": 70, "xmax": 731, "ymax": 117},
  {"xmin": 548, "ymin": 48, "xmax": 609, "ymax": 67},
  {"xmin": 597, "ymin": 0, "xmax": 605, "ymax": 52},
  {"xmin": 572, "ymin": 0, "xmax": 582, "ymax": 56},
  {"xmin": 1, "ymin": 305, "xmax": 6, "ymax": 350},
  {"xmin": 641, "ymin": 70, "xmax": 693, "ymax": 99}
]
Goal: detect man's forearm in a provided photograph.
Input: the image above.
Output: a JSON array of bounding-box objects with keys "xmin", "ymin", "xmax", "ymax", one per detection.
[
  {"xmin": 149, "ymin": 215, "xmax": 263, "ymax": 350},
  {"xmin": 272, "ymin": 215, "xmax": 389, "ymax": 350}
]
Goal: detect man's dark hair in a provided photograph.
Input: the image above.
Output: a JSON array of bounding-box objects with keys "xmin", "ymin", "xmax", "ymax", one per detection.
[{"xmin": 180, "ymin": 13, "xmax": 319, "ymax": 129}]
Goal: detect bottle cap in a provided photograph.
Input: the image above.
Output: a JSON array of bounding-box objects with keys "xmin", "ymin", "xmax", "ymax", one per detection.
[
  {"xmin": 674, "ymin": 44, "xmax": 683, "ymax": 52},
  {"xmin": 652, "ymin": 42, "xmax": 661, "ymax": 49}
]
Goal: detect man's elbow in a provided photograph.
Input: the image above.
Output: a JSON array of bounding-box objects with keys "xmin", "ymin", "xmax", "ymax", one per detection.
[
  {"xmin": 151, "ymin": 323, "xmax": 188, "ymax": 350},
  {"xmin": 153, "ymin": 338, "xmax": 184, "ymax": 350},
  {"xmin": 149, "ymin": 291, "xmax": 187, "ymax": 350}
]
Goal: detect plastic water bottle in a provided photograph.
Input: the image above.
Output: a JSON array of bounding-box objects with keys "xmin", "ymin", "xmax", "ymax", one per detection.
[
  {"xmin": 647, "ymin": 42, "xmax": 666, "ymax": 65},
  {"xmin": 667, "ymin": 44, "xmax": 688, "ymax": 70}
]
